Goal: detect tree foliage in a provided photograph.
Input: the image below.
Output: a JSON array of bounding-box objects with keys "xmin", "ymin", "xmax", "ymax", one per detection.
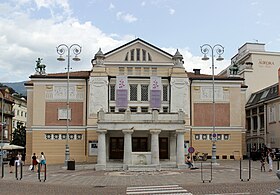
[{"xmin": 10, "ymin": 122, "xmax": 26, "ymax": 147}]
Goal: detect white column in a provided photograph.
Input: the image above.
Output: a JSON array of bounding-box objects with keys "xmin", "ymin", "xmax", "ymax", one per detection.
[
  {"xmin": 96, "ymin": 129, "xmax": 107, "ymax": 171},
  {"xmin": 150, "ymin": 129, "xmax": 161, "ymax": 165},
  {"xmin": 122, "ymin": 129, "xmax": 134, "ymax": 170},
  {"xmin": 169, "ymin": 132, "xmax": 176, "ymax": 162},
  {"xmin": 176, "ymin": 129, "xmax": 186, "ymax": 168}
]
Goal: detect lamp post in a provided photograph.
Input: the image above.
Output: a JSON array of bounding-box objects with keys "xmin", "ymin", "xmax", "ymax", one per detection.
[
  {"xmin": 200, "ymin": 44, "xmax": 224, "ymax": 164},
  {"xmin": 56, "ymin": 44, "xmax": 81, "ymax": 166},
  {"xmin": 0, "ymin": 90, "xmax": 4, "ymax": 178}
]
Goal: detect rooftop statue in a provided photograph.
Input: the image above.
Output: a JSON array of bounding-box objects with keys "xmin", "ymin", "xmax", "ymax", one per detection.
[{"xmin": 35, "ymin": 58, "xmax": 46, "ymax": 75}]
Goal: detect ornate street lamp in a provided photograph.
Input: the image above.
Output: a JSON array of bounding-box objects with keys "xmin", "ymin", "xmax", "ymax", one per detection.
[
  {"xmin": 0, "ymin": 90, "xmax": 4, "ymax": 178},
  {"xmin": 56, "ymin": 44, "xmax": 81, "ymax": 165},
  {"xmin": 200, "ymin": 44, "xmax": 224, "ymax": 163}
]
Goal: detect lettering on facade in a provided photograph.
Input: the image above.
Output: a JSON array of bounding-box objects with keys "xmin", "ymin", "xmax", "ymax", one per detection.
[{"xmin": 258, "ymin": 59, "xmax": 275, "ymax": 68}]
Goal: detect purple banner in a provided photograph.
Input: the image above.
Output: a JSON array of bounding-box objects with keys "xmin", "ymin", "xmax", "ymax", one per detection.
[
  {"xmin": 116, "ymin": 89, "xmax": 128, "ymax": 109},
  {"xmin": 150, "ymin": 90, "xmax": 161, "ymax": 109}
]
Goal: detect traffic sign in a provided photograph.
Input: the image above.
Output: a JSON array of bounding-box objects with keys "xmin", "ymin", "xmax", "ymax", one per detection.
[
  {"xmin": 212, "ymin": 133, "xmax": 217, "ymax": 141},
  {"xmin": 188, "ymin": 146, "xmax": 195, "ymax": 153}
]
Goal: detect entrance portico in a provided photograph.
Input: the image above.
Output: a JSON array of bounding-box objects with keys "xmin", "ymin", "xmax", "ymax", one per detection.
[{"xmin": 96, "ymin": 110, "xmax": 188, "ymax": 170}]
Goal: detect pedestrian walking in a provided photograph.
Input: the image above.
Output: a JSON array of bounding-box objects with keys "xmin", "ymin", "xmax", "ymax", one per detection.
[
  {"xmin": 260, "ymin": 153, "xmax": 266, "ymax": 172},
  {"xmin": 268, "ymin": 152, "xmax": 273, "ymax": 172},
  {"xmin": 185, "ymin": 155, "xmax": 193, "ymax": 168},
  {"xmin": 31, "ymin": 153, "xmax": 38, "ymax": 171},
  {"xmin": 9, "ymin": 154, "xmax": 16, "ymax": 173},
  {"xmin": 17, "ymin": 153, "xmax": 22, "ymax": 165},
  {"xmin": 39, "ymin": 152, "xmax": 46, "ymax": 171}
]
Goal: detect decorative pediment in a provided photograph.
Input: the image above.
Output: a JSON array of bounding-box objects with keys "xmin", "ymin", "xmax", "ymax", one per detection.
[{"xmin": 99, "ymin": 38, "xmax": 174, "ymax": 65}]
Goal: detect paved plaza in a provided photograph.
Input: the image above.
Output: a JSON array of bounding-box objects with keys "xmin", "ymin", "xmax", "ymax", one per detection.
[{"xmin": 0, "ymin": 160, "xmax": 280, "ymax": 194}]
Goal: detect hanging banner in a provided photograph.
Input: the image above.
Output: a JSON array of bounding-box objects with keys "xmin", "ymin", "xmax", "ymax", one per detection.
[
  {"xmin": 150, "ymin": 76, "xmax": 162, "ymax": 109},
  {"xmin": 116, "ymin": 76, "xmax": 128, "ymax": 109}
]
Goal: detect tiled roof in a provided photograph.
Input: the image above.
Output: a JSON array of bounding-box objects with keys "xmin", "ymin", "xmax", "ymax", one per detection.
[
  {"xmin": 29, "ymin": 71, "xmax": 91, "ymax": 79},
  {"xmin": 187, "ymin": 71, "xmax": 244, "ymax": 81},
  {"xmin": 246, "ymin": 83, "xmax": 279, "ymax": 107}
]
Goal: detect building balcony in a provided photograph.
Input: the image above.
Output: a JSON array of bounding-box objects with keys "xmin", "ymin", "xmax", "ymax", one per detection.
[{"xmin": 97, "ymin": 109, "xmax": 186, "ymax": 131}]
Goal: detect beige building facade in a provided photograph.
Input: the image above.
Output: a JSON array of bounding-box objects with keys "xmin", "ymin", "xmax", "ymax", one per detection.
[
  {"xmin": 12, "ymin": 95, "xmax": 27, "ymax": 131},
  {"xmin": 25, "ymin": 39, "xmax": 246, "ymax": 169}
]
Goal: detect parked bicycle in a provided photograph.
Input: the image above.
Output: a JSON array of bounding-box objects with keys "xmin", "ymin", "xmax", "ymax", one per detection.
[{"xmin": 193, "ymin": 152, "xmax": 208, "ymax": 161}]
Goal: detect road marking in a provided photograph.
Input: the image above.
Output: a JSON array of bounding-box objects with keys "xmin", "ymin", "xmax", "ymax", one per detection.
[
  {"xmin": 126, "ymin": 185, "xmax": 192, "ymax": 194},
  {"xmin": 205, "ymin": 193, "xmax": 250, "ymax": 195}
]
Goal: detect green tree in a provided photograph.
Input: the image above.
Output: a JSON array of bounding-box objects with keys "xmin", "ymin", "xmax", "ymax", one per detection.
[{"xmin": 11, "ymin": 122, "xmax": 26, "ymax": 147}]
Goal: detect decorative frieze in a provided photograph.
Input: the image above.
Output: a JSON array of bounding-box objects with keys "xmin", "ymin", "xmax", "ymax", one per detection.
[{"xmin": 45, "ymin": 85, "xmax": 84, "ymax": 100}]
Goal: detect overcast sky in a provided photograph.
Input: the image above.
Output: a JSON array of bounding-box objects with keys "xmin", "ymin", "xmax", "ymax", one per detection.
[{"xmin": 1, "ymin": 0, "xmax": 280, "ymax": 82}]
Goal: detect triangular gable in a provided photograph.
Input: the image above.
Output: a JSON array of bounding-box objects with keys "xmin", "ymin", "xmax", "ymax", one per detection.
[{"xmin": 103, "ymin": 38, "xmax": 174, "ymax": 64}]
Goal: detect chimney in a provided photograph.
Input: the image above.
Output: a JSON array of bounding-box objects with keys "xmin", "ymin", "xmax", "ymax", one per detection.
[{"xmin": 193, "ymin": 69, "xmax": 201, "ymax": 75}]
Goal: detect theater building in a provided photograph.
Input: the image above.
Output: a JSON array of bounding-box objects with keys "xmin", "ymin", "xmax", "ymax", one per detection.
[{"xmin": 25, "ymin": 39, "xmax": 246, "ymax": 170}]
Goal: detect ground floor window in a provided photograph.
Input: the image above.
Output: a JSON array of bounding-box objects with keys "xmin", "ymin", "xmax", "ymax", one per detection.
[{"xmin": 132, "ymin": 137, "xmax": 148, "ymax": 152}]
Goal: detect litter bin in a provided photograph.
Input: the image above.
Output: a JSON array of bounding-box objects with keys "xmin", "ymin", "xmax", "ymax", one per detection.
[{"xmin": 67, "ymin": 160, "xmax": 75, "ymax": 170}]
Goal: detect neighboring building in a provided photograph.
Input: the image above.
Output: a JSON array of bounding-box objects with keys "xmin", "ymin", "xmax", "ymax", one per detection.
[
  {"xmin": 0, "ymin": 88, "xmax": 15, "ymax": 143},
  {"xmin": 219, "ymin": 42, "xmax": 280, "ymax": 100},
  {"xmin": 25, "ymin": 39, "xmax": 246, "ymax": 169},
  {"xmin": 12, "ymin": 94, "xmax": 27, "ymax": 131},
  {"xmin": 245, "ymin": 68, "xmax": 280, "ymax": 153},
  {"xmin": 219, "ymin": 42, "xmax": 280, "ymax": 155}
]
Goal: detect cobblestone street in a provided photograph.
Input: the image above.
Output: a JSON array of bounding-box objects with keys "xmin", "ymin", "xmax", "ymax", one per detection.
[{"xmin": 0, "ymin": 160, "xmax": 279, "ymax": 194}]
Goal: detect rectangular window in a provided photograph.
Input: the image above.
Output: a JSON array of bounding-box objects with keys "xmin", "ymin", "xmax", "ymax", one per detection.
[
  {"xmin": 260, "ymin": 114, "xmax": 264, "ymax": 129},
  {"xmin": 246, "ymin": 117, "xmax": 251, "ymax": 131},
  {"xmin": 148, "ymin": 53, "xmax": 152, "ymax": 61},
  {"xmin": 253, "ymin": 116, "xmax": 258, "ymax": 130},
  {"xmin": 224, "ymin": 134, "xmax": 230, "ymax": 140},
  {"xmin": 142, "ymin": 50, "xmax": 146, "ymax": 61},
  {"xmin": 130, "ymin": 49, "xmax": 135, "ymax": 61},
  {"xmin": 110, "ymin": 107, "xmax": 115, "ymax": 112},
  {"xmin": 163, "ymin": 85, "xmax": 168, "ymax": 101},
  {"xmin": 163, "ymin": 107, "xmax": 168, "ymax": 113},
  {"xmin": 136, "ymin": 48, "xmax": 140, "ymax": 61},
  {"xmin": 130, "ymin": 84, "xmax": 138, "ymax": 101},
  {"xmin": 141, "ymin": 85, "xmax": 149, "ymax": 101},
  {"xmin": 202, "ymin": 134, "xmax": 207, "ymax": 140},
  {"xmin": 119, "ymin": 108, "xmax": 126, "ymax": 112},
  {"xmin": 132, "ymin": 138, "xmax": 148, "ymax": 152},
  {"xmin": 141, "ymin": 107, "xmax": 148, "ymax": 112},
  {"xmin": 110, "ymin": 85, "xmax": 115, "ymax": 101},
  {"xmin": 269, "ymin": 105, "xmax": 276, "ymax": 123},
  {"xmin": 130, "ymin": 107, "xmax": 137, "ymax": 112}
]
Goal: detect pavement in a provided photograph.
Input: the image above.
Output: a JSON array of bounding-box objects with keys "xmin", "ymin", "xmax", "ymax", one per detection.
[{"xmin": 0, "ymin": 160, "xmax": 279, "ymax": 194}]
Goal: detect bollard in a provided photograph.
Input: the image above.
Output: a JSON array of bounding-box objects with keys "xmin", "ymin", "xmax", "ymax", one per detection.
[
  {"xmin": 15, "ymin": 162, "xmax": 22, "ymax": 180},
  {"xmin": 201, "ymin": 161, "xmax": 212, "ymax": 183},
  {"xmin": 240, "ymin": 158, "xmax": 250, "ymax": 182},
  {"xmin": 38, "ymin": 163, "xmax": 46, "ymax": 182},
  {"xmin": 1, "ymin": 161, "xmax": 4, "ymax": 178}
]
